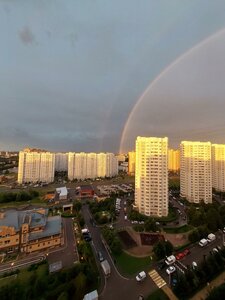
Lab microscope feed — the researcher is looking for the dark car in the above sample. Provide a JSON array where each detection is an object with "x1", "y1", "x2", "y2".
[
  {"x1": 97, "y1": 251, "x2": 104, "y2": 262},
  {"x1": 84, "y1": 235, "x2": 92, "y2": 242}
]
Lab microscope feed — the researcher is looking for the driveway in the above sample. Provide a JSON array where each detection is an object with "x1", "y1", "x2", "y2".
[{"x1": 81, "y1": 204, "x2": 158, "y2": 300}]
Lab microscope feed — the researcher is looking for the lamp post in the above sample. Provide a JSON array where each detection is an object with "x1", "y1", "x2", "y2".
[{"x1": 11, "y1": 262, "x2": 14, "y2": 272}]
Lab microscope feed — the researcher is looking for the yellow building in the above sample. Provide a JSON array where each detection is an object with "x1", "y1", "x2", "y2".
[
  {"x1": 180, "y1": 141, "x2": 212, "y2": 204},
  {"x1": 128, "y1": 151, "x2": 135, "y2": 175},
  {"x1": 135, "y1": 137, "x2": 168, "y2": 217},
  {"x1": 168, "y1": 149, "x2": 180, "y2": 172},
  {"x1": 0, "y1": 208, "x2": 62, "y2": 254},
  {"x1": 212, "y1": 144, "x2": 225, "y2": 192}
]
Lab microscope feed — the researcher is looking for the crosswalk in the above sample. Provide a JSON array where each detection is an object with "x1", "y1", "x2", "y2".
[{"x1": 149, "y1": 269, "x2": 167, "y2": 288}]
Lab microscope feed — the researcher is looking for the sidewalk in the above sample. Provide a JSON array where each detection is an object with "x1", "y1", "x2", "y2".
[
  {"x1": 190, "y1": 271, "x2": 225, "y2": 300},
  {"x1": 162, "y1": 285, "x2": 179, "y2": 300}
]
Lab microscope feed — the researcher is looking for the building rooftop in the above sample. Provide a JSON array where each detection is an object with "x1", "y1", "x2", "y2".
[
  {"x1": 0, "y1": 210, "x2": 19, "y2": 231},
  {"x1": 56, "y1": 187, "x2": 68, "y2": 197},
  {"x1": 29, "y1": 215, "x2": 61, "y2": 241}
]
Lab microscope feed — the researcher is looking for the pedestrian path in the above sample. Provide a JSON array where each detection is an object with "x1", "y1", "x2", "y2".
[{"x1": 148, "y1": 269, "x2": 167, "y2": 288}]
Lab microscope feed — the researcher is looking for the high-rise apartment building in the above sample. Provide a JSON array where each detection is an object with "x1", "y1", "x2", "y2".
[
  {"x1": 128, "y1": 151, "x2": 136, "y2": 175},
  {"x1": 212, "y1": 144, "x2": 225, "y2": 192},
  {"x1": 68, "y1": 152, "x2": 118, "y2": 180},
  {"x1": 180, "y1": 141, "x2": 212, "y2": 204},
  {"x1": 135, "y1": 137, "x2": 168, "y2": 217},
  {"x1": 18, "y1": 149, "x2": 55, "y2": 184},
  {"x1": 168, "y1": 149, "x2": 180, "y2": 172},
  {"x1": 55, "y1": 153, "x2": 68, "y2": 172}
]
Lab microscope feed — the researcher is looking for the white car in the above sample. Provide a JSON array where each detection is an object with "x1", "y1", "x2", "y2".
[
  {"x1": 166, "y1": 266, "x2": 176, "y2": 275},
  {"x1": 136, "y1": 271, "x2": 147, "y2": 282}
]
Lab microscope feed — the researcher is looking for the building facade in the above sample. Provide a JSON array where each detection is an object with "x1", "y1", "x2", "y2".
[
  {"x1": 212, "y1": 144, "x2": 225, "y2": 192},
  {"x1": 128, "y1": 151, "x2": 136, "y2": 175},
  {"x1": 0, "y1": 208, "x2": 62, "y2": 254},
  {"x1": 55, "y1": 153, "x2": 68, "y2": 172},
  {"x1": 18, "y1": 149, "x2": 55, "y2": 184},
  {"x1": 135, "y1": 137, "x2": 168, "y2": 217},
  {"x1": 68, "y1": 152, "x2": 118, "y2": 180},
  {"x1": 180, "y1": 141, "x2": 212, "y2": 204},
  {"x1": 168, "y1": 149, "x2": 180, "y2": 172}
]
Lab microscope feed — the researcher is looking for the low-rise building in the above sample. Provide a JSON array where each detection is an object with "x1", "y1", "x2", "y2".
[
  {"x1": 0, "y1": 208, "x2": 62, "y2": 254},
  {"x1": 56, "y1": 187, "x2": 68, "y2": 201}
]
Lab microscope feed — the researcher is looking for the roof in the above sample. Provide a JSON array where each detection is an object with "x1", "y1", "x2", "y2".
[
  {"x1": 29, "y1": 215, "x2": 61, "y2": 241},
  {"x1": 0, "y1": 210, "x2": 19, "y2": 231},
  {"x1": 56, "y1": 187, "x2": 68, "y2": 197},
  {"x1": 79, "y1": 185, "x2": 94, "y2": 191},
  {"x1": 83, "y1": 290, "x2": 98, "y2": 300}
]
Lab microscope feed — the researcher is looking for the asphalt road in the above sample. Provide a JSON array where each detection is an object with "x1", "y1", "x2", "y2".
[
  {"x1": 81, "y1": 204, "x2": 157, "y2": 300},
  {"x1": 47, "y1": 218, "x2": 79, "y2": 268}
]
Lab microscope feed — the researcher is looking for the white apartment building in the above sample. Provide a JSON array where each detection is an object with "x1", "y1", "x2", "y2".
[
  {"x1": 180, "y1": 141, "x2": 212, "y2": 204},
  {"x1": 135, "y1": 137, "x2": 168, "y2": 217},
  {"x1": 18, "y1": 150, "x2": 55, "y2": 184},
  {"x1": 212, "y1": 144, "x2": 225, "y2": 192},
  {"x1": 68, "y1": 152, "x2": 118, "y2": 180},
  {"x1": 87, "y1": 153, "x2": 97, "y2": 179},
  {"x1": 55, "y1": 153, "x2": 68, "y2": 172}
]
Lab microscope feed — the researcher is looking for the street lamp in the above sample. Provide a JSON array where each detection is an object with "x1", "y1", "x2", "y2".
[{"x1": 11, "y1": 262, "x2": 14, "y2": 272}]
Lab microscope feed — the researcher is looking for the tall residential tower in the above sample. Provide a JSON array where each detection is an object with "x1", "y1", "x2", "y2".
[
  {"x1": 135, "y1": 137, "x2": 168, "y2": 217},
  {"x1": 18, "y1": 149, "x2": 55, "y2": 184},
  {"x1": 180, "y1": 141, "x2": 212, "y2": 204},
  {"x1": 212, "y1": 144, "x2": 225, "y2": 192}
]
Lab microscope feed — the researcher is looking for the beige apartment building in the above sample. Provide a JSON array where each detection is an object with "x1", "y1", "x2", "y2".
[
  {"x1": 135, "y1": 137, "x2": 168, "y2": 217},
  {"x1": 68, "y1": 152, "x2": 118, "y2": 180},
  {"x1": 180, "y1": 141, "x2": 212, "y2": 204},
  {"x1": 168, "y1": 149, "x2": 180, "y2": 172},
  {"x1": 128, "y1": 151, "x2": 136, "y2": 175},
  {"x1": 55, "y1": 153, "x2": 68, "y2": 172},
  {"x1": 18, "y1": 148, "x2": 55, "y2": 184},
  {"x1": 212, "y1": 144, "x2": 225, "y2": 192},
  {"x1": 0, "y1": 208, "x2": 62, "y2": 254}
]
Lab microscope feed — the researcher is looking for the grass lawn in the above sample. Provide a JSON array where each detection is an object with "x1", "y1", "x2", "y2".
[
  {"x1": 146, "y1": 289, "x2": 169, "y2": 300},
  {"x1": 114, "y1": 251, "x2": 152, "y2": 276},
  {"x1": 163, "y1": 224, "x2": 193, "y2": 234}
]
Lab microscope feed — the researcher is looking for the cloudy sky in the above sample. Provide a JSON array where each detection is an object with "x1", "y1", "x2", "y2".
[{"x1": 1, "y1": 1, "x2": 225, "y2": 153}]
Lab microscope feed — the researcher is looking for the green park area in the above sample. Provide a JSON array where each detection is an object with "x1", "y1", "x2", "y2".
[{"x1": 114, "y1": 251, "x2": 152, "y2": 276}]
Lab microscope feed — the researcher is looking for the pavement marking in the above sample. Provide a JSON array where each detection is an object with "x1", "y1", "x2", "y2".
[{"x1": 149, "y1": 269, "x2": 167, "y2": 288}]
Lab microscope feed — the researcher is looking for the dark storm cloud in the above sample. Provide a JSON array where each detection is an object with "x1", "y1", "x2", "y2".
[
  {"x1": 18, "y1": 26, "x2": 35, "y2": 45},
  {"x1": 1, "y1": 1, "x2": 225, "y2": 152}
]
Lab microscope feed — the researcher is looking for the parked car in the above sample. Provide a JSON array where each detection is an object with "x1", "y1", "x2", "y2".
[
  {"x1": 97, "y1": 251, "x2": 104, "y2": 262},
  {"x1": 192, "y1": 262, "x2": 198, "y2": 269},
  {"x1": 136, "y1": 271, "x2": 147, "y2": 282},
  {"x1": 166, "y1": 266, "x2": 176, "y2": 275},
  {"x1": 176, "y1": 253, "x2": 185, "y2": 260},
  {"x1": 183, "y1": 249, "x2": 190, "y2": 256}
]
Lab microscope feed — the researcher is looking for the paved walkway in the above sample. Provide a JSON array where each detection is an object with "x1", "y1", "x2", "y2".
[
  {"x1": 162, "y1": 285, "x2": 179, "y2": 300},
  {"x1": 149, "y1": 269, "x2": 167, "y2": 288},
  {"x1": 190, "y1": 271, "x2": 225, "y2": 300}
]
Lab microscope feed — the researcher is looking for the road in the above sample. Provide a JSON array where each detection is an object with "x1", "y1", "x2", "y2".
[
  {"x1": 47, "y1": 217, "x2": 79, "y2": 268},
  {"x1": 0, "y1": 254, "x2": 46, "y2": 274},
  {"x1": 81, "y1": 204, "x2": 157, "y2": 300}
]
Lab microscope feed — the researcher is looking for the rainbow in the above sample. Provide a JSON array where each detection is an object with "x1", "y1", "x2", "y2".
[{"x1": 119, "y1": 27, "x2": 225, "y2": 153}]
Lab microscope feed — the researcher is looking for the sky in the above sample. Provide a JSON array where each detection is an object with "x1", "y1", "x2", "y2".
[{"x1": 1, "y1": 1, "x2": 225, "y2": 153}]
